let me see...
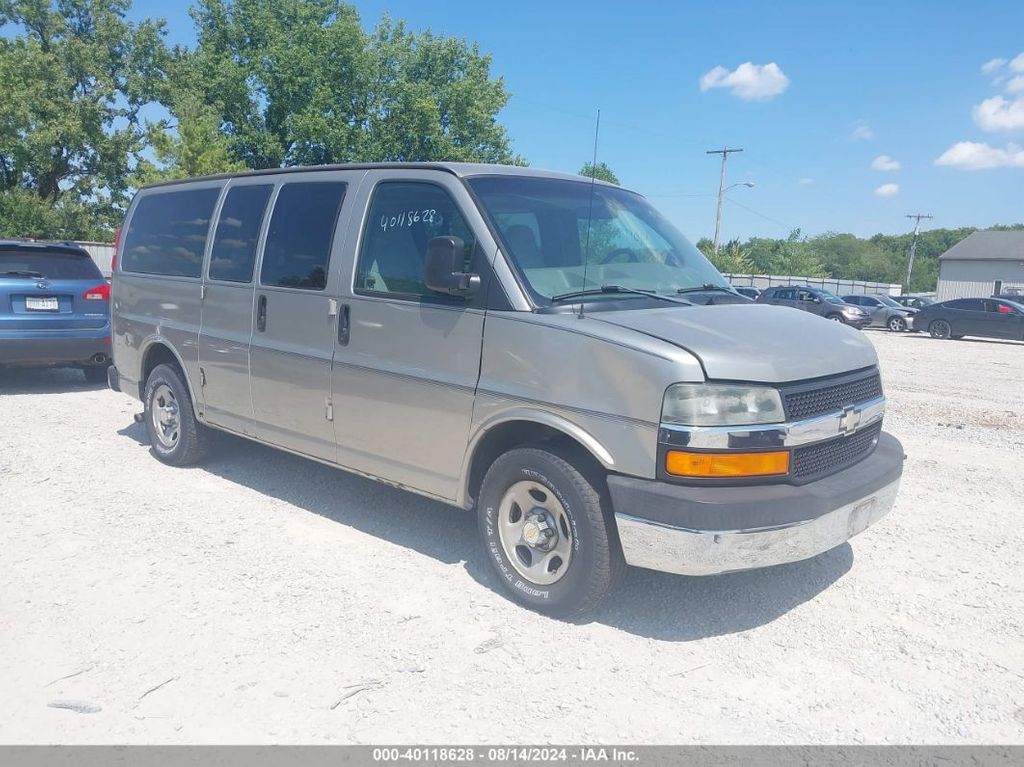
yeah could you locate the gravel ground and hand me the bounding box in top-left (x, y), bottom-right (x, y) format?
top-left (1, 331), bottom-right (1022, 744)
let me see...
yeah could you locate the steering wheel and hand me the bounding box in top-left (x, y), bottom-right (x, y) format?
top-left (600, 248), bottom-right (639, 264)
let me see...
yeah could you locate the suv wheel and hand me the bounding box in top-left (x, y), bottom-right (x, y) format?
top-left (887, 315), bottom-right (907, 332)
top-left (929, 319), bottom-right (952, 339)
top-left (827, 314), bottom-right (845, 323)
top-left (477, 447), bottom-right (624, 617)
top-left (143, 363), bottom-right (209, 466)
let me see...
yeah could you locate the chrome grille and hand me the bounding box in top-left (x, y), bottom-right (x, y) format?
top-left (783, 371), bottom-right (883, 421)
top-left (791, 422), bottom-right (882, 481)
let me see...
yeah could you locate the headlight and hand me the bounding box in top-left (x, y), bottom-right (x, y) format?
top-left (662, 383), bottom-right (785, 427)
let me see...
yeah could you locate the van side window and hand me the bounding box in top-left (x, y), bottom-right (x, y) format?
top-left (356, 182), bottom-right (476, 298)
top-left (209, 185), bottom-right (273, 283)
top-left (121, 188), bottom-right (220, 277)
top-left (260, 182), bottom-right (347, 290)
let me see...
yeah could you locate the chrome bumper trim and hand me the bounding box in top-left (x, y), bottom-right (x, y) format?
top-left (660, 396), bottom-right (886, 449)
top-left (615, 478), bottom-right (899, 576)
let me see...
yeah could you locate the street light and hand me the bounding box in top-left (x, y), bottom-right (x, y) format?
top-left (713, 181), bottom-right (755, 251)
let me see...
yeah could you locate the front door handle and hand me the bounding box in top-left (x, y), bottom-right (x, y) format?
top-left (338, 304), bottom-right (350, 346)
top-left (256, 294), bottom-right (267, 332)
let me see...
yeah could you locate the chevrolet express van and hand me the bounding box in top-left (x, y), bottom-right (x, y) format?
top-left (108, 163), bottom-right (903, 616)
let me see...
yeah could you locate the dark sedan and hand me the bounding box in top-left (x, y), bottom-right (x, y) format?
top-left (915, 297), bottom-right (1024, 341)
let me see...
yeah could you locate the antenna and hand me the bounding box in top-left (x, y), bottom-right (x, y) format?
top-left (578, 109), bottom-right (601, 319)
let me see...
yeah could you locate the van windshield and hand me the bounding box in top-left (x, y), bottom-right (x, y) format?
top-left (468, 176), bottom-right (725, 302)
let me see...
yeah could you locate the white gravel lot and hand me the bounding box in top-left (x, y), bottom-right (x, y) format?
top-left (1, 331), bottom-right (1022, 744)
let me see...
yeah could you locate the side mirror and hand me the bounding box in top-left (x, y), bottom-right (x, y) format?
top-left (424, 236), bottom-right (481, 296)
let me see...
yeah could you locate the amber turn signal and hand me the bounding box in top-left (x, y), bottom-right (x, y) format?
top-left (665, 449), bottom-right (790, 478)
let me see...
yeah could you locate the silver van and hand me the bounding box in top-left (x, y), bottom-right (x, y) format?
top-left (108, 163), bottom-right (903, 616)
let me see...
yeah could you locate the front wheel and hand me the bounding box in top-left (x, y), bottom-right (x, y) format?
top-left (827, 314), bottom-right (846, 323)
top-left (929, 319), bottom-right (952, 339)
top-left (143, 363), bottom-right (210, 466)
top-left (477, 447), bottom-right (623, 617)
top-left (887, 315), bottom-right (907, 332)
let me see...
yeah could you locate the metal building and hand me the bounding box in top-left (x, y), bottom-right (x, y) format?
top-left (935, 231), bottom-right (1024, 301)
top-left (75, 240), bottom-right (117, 277)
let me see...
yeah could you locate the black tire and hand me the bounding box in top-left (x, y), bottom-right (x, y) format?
top-left (826, 314), bottom-right (846, 323)
top-left (929, 319), bottom-right (952, 340)
top-left (477, 446), bottom-right (624, 617)
top-left (82, 365), bottom-right (109, 383)
top-left (887, 315), bottom-right (907, 332)
top-left (143, 363), bottom-right (209, 466)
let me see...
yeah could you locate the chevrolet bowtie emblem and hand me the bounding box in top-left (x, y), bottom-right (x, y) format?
top-left (838, 406), bottom-right (860, 436)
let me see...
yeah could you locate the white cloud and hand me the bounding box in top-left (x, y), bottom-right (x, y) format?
top-left (874, 183), bottom-right (900, 198)
top-left (982, 57), bottom-right (1007, 75)
top-left (1012, 52), bottom-right (1024, 73)
top-left (935, 141), bottom-right (1024, 170)
top-left (1007, 76), bottom-right (1024, 95)
top-left (798, 177), bottom-right (814, 185)
top-left (871, 154), bottom-right (901, 171)
top-left (973, 95), bottom-right (1024, 131)
top-left (699, 62), bottom-right (790, 101)
top-left (851, 120), bottom-right (874, 141)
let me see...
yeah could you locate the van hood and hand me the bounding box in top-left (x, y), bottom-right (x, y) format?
top-left (591, 303), bottom-right (878, 383)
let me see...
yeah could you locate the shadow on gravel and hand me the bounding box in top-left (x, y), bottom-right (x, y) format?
top-left (0, 366), bottom-right (106, 394)
top-left (118, 418), bottom-right (854, 641)
top-left (898, 333), bottom-right (1024, 346)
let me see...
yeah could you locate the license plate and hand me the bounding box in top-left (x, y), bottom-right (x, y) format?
top-left (26, 297), bottom-right (59, 311)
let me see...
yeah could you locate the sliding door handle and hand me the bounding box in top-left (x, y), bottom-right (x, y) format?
top-left (338, 304), bottom-right (351, 346)
top-left (256, 294), bottom-right (267, 332)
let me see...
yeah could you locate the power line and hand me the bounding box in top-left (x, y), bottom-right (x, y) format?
top-left (904, 213), bottom-right (934, 289)
top-left (724, 195), bottom-right (795, 233)
top-left (706, 147), bottom-right (743, 251)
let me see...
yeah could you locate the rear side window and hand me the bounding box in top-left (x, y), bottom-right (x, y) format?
top-left (0, 248), bottom-right (101, 280)
top-left (122, 188), bottom-right (220, 277)
top-left (260, 182), bottom-right (347, 290)
top-left (948, 299), bottom-right (984, 311)
top-left (209, 185), bottom-right (274, 283)
top-left (355, 182), bottom-right (476, 298)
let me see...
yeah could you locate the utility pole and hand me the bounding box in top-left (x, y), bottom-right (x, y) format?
top-left (707, 146), bottom-right (743, 252)
top-left (904, 213), bottom-right (933, 290)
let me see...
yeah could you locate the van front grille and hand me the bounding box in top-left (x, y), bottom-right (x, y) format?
top-left (791, 422), bottom-right (882, 482)
top-left (782, 371), bottom-right (883, 421)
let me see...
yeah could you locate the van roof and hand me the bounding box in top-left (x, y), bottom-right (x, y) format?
top-left (140, 162), bottom-right (617, 190)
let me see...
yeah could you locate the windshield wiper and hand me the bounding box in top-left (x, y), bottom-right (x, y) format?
top-left (551, 285), bottom-right (692, 305)
top-left (676, 283), bottom-right (737, 295)
top-left (1, 270), bottom-right (45, 278)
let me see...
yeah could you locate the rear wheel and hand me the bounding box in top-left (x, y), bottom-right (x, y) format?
top-left (929, 319), bottom-right (952, 339)
top-left (887, 315), bottom-right (907, 332)
top-left (82, 365), bottom-right (109, 383)
top-left (143, 363), bottom-right (209, 466)
top-left (477, 446), bottom-right (623, 617)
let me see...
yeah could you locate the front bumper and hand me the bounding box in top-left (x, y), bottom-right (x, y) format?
top-left (609, 431), bottom-right (903, 576)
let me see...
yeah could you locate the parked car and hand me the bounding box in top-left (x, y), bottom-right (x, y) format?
top-left (840, 294), bottom-right (916, 332)
top-left (108, 163), bottom-right (903, 616)
top-left (756, 285), bottom-right (872, 328)
top-left (732, 285), bottom-right (761, 300)
top-left (992, 289), bottom-right (1024, 302)
top-left (894, 295), bottom-right (934, 310)
top-left (915, 297), bottom-right (1024, 341)
top-left (0, 240), bottom-right (111, 381)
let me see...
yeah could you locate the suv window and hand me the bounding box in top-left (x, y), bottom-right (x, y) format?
top-left (0, 247), bottom-right (101, 280)
top-left (260, 182), bottom-right (346, 290)
top-left (843, 296), bottom-right (862, 305)
top-left (122, 188), bottom-right (221, 277)
top-left (774, 288), bottom-right (795, 300)
top-left (209, 185), bottom-right (273, 283)
top-left (796, 289), bottom-right (816, 302)
top-left (356, 182), bottom-right (476, 298)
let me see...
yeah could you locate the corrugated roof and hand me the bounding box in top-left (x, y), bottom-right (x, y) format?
top-left (938, 231), bottom-right (1024, 261)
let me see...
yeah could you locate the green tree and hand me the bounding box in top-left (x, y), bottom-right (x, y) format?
top-left (707, 239), bottom-right (753, 274)
top-left (579, 161), bottom-right (619, 184)
top-left (134, 98), bottom-right (246, 184)
top-left (181, 0), bottom-right (521, 167)
top-left (0, 0), bottom-right (167, 235)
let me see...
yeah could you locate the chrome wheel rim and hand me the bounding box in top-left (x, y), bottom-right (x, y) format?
top-left (497, 480), bottom-right (573, 586)
top-left (150, 384), bottom-right (180, 448)
top-left (830, 315), bottom-right (844, 322)
top-left (888, 317), bottom-right (904, 331)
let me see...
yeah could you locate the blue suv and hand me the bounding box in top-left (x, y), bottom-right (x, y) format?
top-left (0, 240), bottom-right (112, 382)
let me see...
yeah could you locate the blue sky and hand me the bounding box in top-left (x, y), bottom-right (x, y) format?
top-left (130, 0), bottom-right (1024, 241)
